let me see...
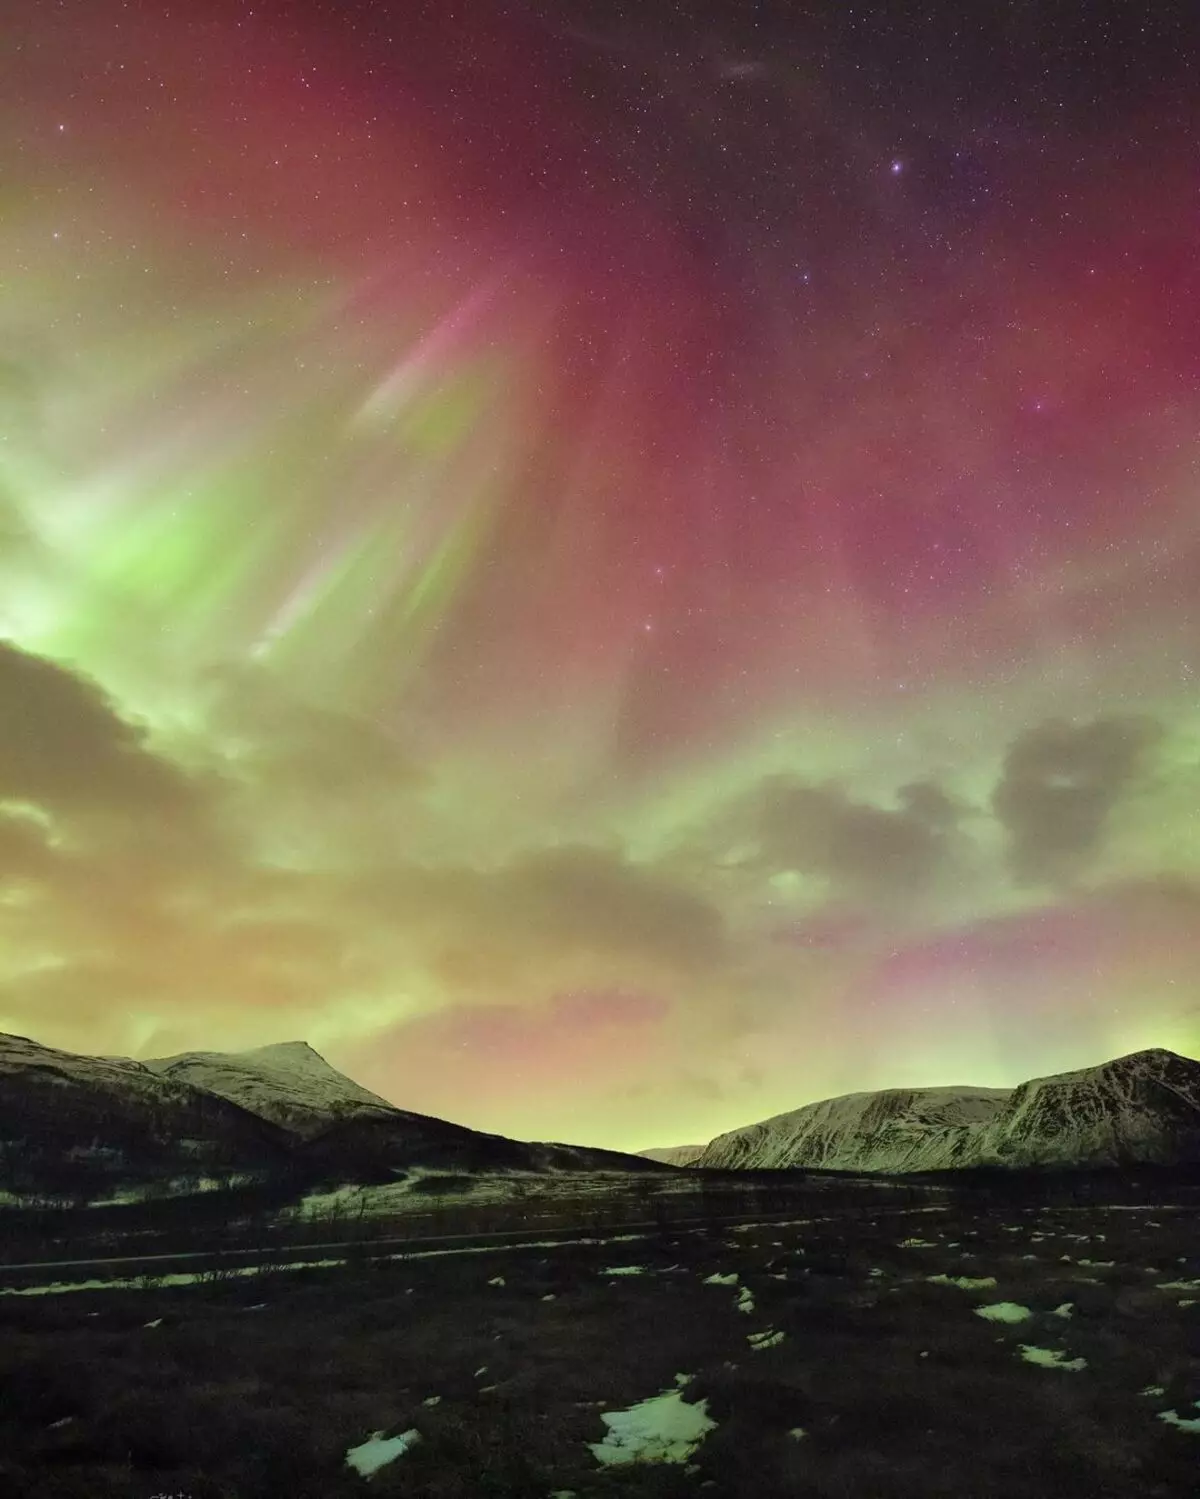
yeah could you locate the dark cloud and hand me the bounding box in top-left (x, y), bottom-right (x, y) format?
top-left (0, 641), bottom-right (196, 821)
top-left (0, 804), bottom-right (55, 877)
top-left (502, 845), bottom-right (728, 966)
top-left (363, 842), bottom-right (728, 979)
top-left (992, 715), bottom-right (1162, 883)
top-left (749, 774), bottom-right (960, 900)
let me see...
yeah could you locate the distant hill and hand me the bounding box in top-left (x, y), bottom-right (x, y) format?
top-left (637, 1145), bottom-right (707, 1166)
top-left (696, 1049), bottom-right (1200, 1173)
top-left (0, 1031), bottom-right (666, 1202)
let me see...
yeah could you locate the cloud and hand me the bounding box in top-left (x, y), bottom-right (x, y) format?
top-left (0, 641), bottom-right (197, 823)
top-left (992, 714), bottom-right (1162, 884)
top-left (499, 845), bottom-right (728, 966)
top-left (746, 774), bottom-right (960, 901)
top-left (360, 842), bottom-right (728, 989)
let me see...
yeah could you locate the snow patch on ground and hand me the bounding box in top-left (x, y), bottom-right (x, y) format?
top-left (1, 1258), bottom-right (350, 1296)
top-left (702, 1272), bottom-right (739, 1286)
top-left (926, 1274), bottom-right (997, 1290)
top-left (344, 1427), bottom-right (420, 1476)
top-left (748, 1329), bottom-right (785, 1350)
top-left (1157, 1402), bottom-right (1200, 1434)
top-left (0, 1230), bottom-right (652, 1299)
top-left (588, 1390), bottom-right (716, 1466)
top-left (975, 1302), bottom-right (1033, 1323)
top-left (600, 1265), bottom-right (646, 1276)
top-left (1018, 1345), bottom-right (1087, 1371)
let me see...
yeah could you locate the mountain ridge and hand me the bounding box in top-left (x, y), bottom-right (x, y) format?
top-left (694, 1048), bottom-right (1200, 1173)
top-left (0, 1030), bottom-right (667, 1201)
top-left (143, 1041), bottom-right (397, 1140)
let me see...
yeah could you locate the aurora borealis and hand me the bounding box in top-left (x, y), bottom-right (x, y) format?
top-left (2, 0), bottom-right (1198, 1153)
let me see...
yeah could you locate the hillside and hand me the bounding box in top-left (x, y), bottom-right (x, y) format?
top-left (637, 1145), bottom-right (707, 1166)
top-left (973, 1047), bottom-right (1200, 1167)
top-left (0, 1032), bottom-right (294, 1199)
top-left (697, 1084), bottom-right (1011, 1173)
top-left (695, 1049), bottom-right (1200, 1173)
top-left (0, 1031), bottom-right (665, 1201)
top-left (143, 1041), bottom-right (397, 1140)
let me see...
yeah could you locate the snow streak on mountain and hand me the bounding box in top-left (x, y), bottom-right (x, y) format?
top-left (695, 1050), bottom-right (1200, 1172)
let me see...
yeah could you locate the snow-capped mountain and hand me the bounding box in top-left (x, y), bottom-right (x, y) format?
top-left (697, 1084), bottom-right (1012, 1173)
top-left (143, 1041), bottom-right (396, 1140)
top-left (0, 1031), bottom-right (294, 1197)
top-left (971, 1047), bottom-right (1200, 1168)
top-left (142, 1040), bottom-right (665, 1173)
top-left (0, 1031), bottom-right (666, 1200)
top-left (637, 1145), bottom-right (707, 1166)
top-left (695, 1048), bottom-right (1200, 1173)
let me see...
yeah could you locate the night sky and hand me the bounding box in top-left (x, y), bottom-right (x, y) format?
top-left (3, 0), bottom-right (1199, 1152)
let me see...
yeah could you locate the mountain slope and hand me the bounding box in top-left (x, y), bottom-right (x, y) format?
top-left (973, 1048), bottom-right (1200, 1167)
top-left (696, 1049), bottom-right (1200, 1173)
top-left (143, 1041), bottom-right (396, 1140)
top-left (0, 1031), bottom-right (667, 1200)
top-left (0, 1032), bottom-right (294, 1198)
top-left (698, 1084), bottom-right (1011, 1172)
top-left (638, 1145), bottom-right (707, 1166)
top-left (145, 1041), bottom-right (665, 1173)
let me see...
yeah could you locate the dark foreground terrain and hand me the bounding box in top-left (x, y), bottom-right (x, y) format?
top-left (1, 1179), bottom-right (1198, 1499)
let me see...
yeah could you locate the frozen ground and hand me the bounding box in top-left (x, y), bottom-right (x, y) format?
top-left (1, 1194), bottom-right (1198, 1498)
top-left (291, 1166), bottom-right (802, 1221)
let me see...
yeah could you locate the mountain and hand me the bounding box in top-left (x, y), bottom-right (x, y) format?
top-left (638, 1145), bottom-right (707, 1166)
top-left (143, 1041), bottom-right (397, 1140)
top-left (697, 1084), bottom-right (1012, 1173)
top-left (0, 1031), bottom-right (665, 1202)
top-left (971, 1047), bottom-right (1200, 1168)
top-left (695, 1049), bottom-right (1200, 1173)
top-left (0, 1032), bottom-right (294, 1199)
top-left (142, 1039), bottom-right (665, 1175)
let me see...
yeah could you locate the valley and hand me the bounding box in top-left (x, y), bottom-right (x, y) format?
top-left (1, 1178), bottom-right (1198, 1499)
top-left (2, 1031), bottom-right (1198, 1496)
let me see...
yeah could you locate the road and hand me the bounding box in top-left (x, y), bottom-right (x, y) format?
top-left (0, 1204), bottom-right (936, 1280)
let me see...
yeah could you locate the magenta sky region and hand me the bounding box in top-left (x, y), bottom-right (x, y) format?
top-left (1, 0), bottom-right (1198, 1150)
